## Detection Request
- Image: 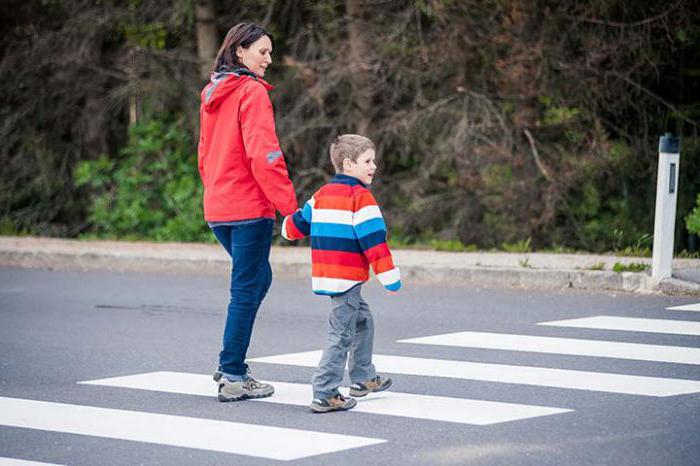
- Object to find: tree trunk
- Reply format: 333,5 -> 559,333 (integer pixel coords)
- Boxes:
345,0 -> 373,135
195,0 -> 218,81
81,28 -> 108,159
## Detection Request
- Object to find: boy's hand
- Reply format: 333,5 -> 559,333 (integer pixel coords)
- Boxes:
387,290 -> 398,295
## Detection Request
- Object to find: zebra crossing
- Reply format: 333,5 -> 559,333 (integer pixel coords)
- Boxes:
2,300 -> 699,463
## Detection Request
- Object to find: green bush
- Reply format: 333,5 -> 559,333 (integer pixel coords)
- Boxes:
75,116 -> 210,242
687,194 -> 700,236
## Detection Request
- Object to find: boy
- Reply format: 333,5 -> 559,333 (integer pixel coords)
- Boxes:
282,134 -> 401,413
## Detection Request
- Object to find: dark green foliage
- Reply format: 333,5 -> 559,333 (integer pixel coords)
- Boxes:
2,0 -> 699,253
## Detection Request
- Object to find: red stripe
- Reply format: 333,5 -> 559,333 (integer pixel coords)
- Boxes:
286,217 -> 305,240
364,243 -> 391,262
353,190 -> 378,209
313,195 -> 355,211
313,263 -> 368,281
312,249 -> 367,268
371,255 -> 396,274
319,184 -> 353,197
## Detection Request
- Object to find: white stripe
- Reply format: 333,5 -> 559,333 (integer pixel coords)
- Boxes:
250,351 -> 700,397
376,268 -> 400,286
398,331 -> 700,365
281,215 -> 291,240
539,316 -> 700,336
353,205 -> 382,226
667,303 -> 700,312
311,209 -> 353,225
0,459 -> 63,466
312,277 -> 361,293
79,372 -> 571,425
0,397 -> 383,461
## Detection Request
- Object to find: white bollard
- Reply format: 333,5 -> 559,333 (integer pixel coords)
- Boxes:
651,133 -> 680,280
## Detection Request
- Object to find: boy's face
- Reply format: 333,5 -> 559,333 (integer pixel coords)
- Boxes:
342,149 -> 377,185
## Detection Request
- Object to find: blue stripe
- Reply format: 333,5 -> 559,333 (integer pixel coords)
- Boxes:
292,210 -> 310,236
329,174 -> 366,187
312,236 -> 363,253
301,202 -> 313,223
354,217 -> 386,238
311,222 -> 356,239
357,230 -> 386,251
314,289 -> 346,296
385,280 -> 401,292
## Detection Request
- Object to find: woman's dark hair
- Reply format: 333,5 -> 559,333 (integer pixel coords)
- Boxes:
213,23 -> 274,73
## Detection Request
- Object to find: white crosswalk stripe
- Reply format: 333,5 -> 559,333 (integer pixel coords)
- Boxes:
0,458 -> 62,466
667,302 -> 700,312
249,350 -> 700,396
397,330 -> 700,364
0,396 -> 384,461
79,371 -> 572,425
538,315 -> 700,336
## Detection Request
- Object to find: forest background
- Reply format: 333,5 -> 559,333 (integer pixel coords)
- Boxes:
2,0 -> 700,255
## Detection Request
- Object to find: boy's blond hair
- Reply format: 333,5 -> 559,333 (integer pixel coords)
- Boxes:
329,134 -> 375,173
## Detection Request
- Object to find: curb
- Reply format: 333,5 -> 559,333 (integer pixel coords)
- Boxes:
1,236 -> 699,296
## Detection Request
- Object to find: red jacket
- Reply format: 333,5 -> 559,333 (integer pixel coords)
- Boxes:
198,71 -> 298,221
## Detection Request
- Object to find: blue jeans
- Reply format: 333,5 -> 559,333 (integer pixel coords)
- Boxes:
212,219 -> 273,379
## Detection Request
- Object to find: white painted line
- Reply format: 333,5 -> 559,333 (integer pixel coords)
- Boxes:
79,372 -> 571,425
539,315 -> 700,336
397,331 -> 700,365
0,459 -> 63,466
667,303 -> 700,312
0,396 -> 384,461
249,351 -> 700,397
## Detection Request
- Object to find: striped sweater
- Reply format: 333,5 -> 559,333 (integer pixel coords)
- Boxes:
281,174 -> 401,295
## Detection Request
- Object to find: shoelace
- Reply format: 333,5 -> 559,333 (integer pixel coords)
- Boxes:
243,377 -> 265,389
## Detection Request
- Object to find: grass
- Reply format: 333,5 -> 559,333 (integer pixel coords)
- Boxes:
586,262 -> 606,271
612,262 -> 650,273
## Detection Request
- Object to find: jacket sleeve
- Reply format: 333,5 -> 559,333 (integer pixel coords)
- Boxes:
240,82 -> 298,216
352,190 -> 401,292
282,196 -> 314,241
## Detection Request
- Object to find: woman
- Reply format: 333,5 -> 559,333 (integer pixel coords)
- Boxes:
198,23 -> 298,402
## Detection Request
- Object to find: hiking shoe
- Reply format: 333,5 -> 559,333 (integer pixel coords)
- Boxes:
310,394 -> 357,413
349,375 -> 393,397
213,370 -> 223,382
217,376 -> 274,402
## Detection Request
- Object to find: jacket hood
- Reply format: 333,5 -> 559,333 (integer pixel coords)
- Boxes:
202,68 -> 273,112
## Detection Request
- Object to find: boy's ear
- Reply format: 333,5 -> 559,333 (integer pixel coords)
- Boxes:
342,158 -> 353,171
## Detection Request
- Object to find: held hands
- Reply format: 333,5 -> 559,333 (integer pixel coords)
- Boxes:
387,290 -> 398,296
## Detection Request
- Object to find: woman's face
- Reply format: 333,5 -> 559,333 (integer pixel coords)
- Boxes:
237,35 -> 272,78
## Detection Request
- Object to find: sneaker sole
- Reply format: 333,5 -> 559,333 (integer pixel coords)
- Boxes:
309,400 -> 357,413
349,378 -> 393,397
218,389 -> 274,402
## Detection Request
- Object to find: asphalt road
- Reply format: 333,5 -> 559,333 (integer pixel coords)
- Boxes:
1,267 -> 699,465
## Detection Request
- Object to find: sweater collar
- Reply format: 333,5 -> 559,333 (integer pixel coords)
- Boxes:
330,173 -> 366,188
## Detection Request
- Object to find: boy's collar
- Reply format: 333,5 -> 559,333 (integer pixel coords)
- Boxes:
331,173 -> 367,187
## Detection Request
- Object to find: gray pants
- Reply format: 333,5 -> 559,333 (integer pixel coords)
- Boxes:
312,285 -> 377,399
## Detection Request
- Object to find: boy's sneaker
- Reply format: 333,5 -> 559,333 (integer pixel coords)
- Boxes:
349,375 -> 393,397
217,376 -> 274,402
310,394 -> 357,413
